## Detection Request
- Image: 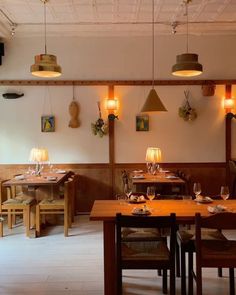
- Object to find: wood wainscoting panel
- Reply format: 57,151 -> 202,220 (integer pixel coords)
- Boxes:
114,163 -> 227,197
0,162 -> 227,214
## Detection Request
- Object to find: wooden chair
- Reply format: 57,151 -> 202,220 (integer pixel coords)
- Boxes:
116,213 -> 176,295
177,225 -> 226,295
191,212 -> 236,295
0,180 -> 36,237
35,179 -> 74,237
229,160 -> 236,197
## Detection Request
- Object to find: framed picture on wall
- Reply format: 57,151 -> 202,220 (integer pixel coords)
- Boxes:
41,115 -> 55,132
136,114 -> 149,131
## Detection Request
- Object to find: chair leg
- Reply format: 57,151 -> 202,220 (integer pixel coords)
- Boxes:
64,207 -> 69,237
176,241 -> 180,277
188,251 -> 194,295
12,212 -> 16,225
229,268 -> 235,295
180,247 -> 186,295
162,269 -> 168,294
35,205 -> 41,236
170,265 -> 176,295
0,219 -> 3,237
218,268 -> 223,277
195,256 -> 202,295
7,210 -> 12,229
25,207 -> 30,237
117,268 -> 122,295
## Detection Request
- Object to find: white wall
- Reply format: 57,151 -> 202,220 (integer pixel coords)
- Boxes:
0,35 -> 235,164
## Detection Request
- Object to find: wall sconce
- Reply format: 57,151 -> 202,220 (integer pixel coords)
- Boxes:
145,147 -> 162,175
105,98 -> 119,121
224,98 -> 235,114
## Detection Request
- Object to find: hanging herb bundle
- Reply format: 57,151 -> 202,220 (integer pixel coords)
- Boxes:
91,102 -> 108,137
179,90 -> 197,121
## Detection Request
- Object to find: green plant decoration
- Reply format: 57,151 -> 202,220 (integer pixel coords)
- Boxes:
179,90 -> 197,121
91,102 -> 108,137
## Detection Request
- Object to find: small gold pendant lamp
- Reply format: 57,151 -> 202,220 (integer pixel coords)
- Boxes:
172,0 -> 202,77
30,0 -> 61,78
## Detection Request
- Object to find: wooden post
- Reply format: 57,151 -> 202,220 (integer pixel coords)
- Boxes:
108,85 -> 115,199
225,84 -> 232,185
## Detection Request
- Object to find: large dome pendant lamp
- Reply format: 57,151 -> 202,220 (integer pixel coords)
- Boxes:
141,0 -> 167,113
172,0 -> 202,77
30,0 -> 61,78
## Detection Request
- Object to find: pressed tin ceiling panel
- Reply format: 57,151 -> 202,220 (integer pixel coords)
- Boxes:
0,0 -> 236,37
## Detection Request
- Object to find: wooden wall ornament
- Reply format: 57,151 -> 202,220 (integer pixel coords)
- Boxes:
69,85 -> 80,128
201,83 -> 215,96
68,101 -> 80,128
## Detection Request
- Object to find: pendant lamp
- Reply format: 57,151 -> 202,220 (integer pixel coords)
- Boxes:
141,0 -> 167,113
172,0 -> 202,77
31,0 -> 61,78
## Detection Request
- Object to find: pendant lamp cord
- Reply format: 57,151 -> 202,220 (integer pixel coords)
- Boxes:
43,0 -> 47,54
73,83 -> 75,101
152,0 -> 155,89
186,0 -> 189,53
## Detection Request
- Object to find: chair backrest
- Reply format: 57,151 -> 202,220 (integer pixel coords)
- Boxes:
116,213 -> 176,266
196,212 -> 236,231
0,180 -> 11,201
229,160 -> 236,175
195,212 -> 236,263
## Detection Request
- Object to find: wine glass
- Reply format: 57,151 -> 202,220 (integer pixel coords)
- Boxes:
147,186 -> 155,201
193,183 -> 201,199
124,183 -> 132,199
220,186 -> 230,200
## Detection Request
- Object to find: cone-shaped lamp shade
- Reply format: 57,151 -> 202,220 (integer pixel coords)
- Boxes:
141,89 -> 167,112
31,54 -> 62,78
172,53 -> 202,77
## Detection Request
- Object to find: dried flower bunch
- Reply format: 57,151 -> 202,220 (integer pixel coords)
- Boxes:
179,90 -> 197,121
91,102 -> 108,137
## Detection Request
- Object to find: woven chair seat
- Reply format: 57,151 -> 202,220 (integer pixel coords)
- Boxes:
3,196 -> 35,205
178,228 -> 227,245
39,199 -> 64,205
122,240 -> 170,261
122,227 -> 161,241
201,240 -> 236,262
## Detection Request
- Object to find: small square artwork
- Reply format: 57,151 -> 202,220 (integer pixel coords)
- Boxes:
136,114 -> 149,131
41,115 -> 55,132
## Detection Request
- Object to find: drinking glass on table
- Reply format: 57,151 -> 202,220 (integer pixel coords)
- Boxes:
220,186 -> 230,200
116,194 -> 127,205
193,182 -> 201,199
124,183 -> 132,199
147,186 -> 155,201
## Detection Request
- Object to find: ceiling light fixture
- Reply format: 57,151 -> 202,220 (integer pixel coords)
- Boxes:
172,0 -> 203,77
141,0 -> 167,113
30,0 -> 61,78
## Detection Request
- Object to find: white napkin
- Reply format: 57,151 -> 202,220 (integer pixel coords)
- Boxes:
208,205 -> 227,213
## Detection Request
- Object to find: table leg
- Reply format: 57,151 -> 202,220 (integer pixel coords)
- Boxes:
103,221 -> 117,295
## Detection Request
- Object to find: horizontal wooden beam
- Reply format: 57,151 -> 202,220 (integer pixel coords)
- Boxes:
0,79 -> 236,86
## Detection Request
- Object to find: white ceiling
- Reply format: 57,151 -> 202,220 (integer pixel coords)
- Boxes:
0,0 -> 236,38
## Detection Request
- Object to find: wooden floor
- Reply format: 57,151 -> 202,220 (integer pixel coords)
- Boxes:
0,216 -> 234,295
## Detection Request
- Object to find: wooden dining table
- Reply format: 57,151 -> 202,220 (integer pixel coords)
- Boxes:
132,172 -> 186,194
90,199 -> 236,295
3,171 -> 70,237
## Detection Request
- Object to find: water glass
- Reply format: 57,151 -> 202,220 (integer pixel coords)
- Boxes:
193,182 -> 201,198
116,194 -> 127,205
220,186 -> 230,200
